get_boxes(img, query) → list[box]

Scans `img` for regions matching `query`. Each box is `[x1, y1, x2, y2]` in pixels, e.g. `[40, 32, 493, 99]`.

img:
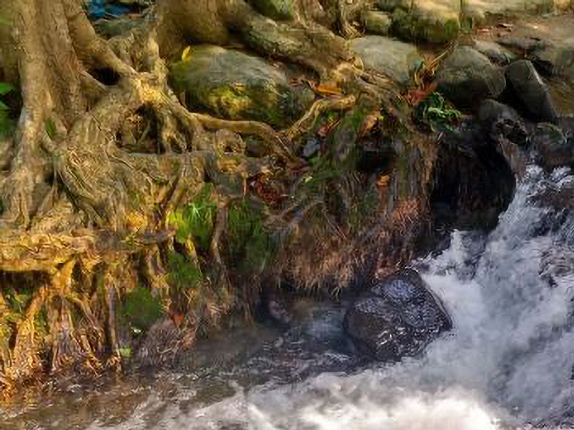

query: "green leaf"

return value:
[0, 101, 8, 110]
[0, 82, 14, 96]
[45, 118, 56, 139]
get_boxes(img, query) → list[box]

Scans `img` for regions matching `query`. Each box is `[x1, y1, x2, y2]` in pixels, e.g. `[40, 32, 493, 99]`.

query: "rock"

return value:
[361, 10, 392, 35]
[349, 36, 423, 86]
[474, 40, 518, 66]
[531, 123, 574, 170]
[531, 39, 574, 79]
[344, 269, 452, 362]
[248, 0, 296, 20]
[506, 60, 558, 123]
[478, 99, 528, 146]
[375, 0, 409, 11]
[435, 47, 506, 108]
[170, 46, 314, 128]
[391, 4, 460, 44]
[431, 119, 516, 230]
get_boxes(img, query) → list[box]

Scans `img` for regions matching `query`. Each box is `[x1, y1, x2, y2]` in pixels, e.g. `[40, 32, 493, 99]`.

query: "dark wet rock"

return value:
[361, 10, 392, 35]
[170, 46, 315, 128]
[531, 123, 574, 170]
[435, 47, 506, 108]
[506, 60, 558, 124]
[478, 99, 528, 146]
[349, 36, 423, 86]
[344, 269, 452, 362]
[431, 119, 516, 230]
[474, 40, 518, 66]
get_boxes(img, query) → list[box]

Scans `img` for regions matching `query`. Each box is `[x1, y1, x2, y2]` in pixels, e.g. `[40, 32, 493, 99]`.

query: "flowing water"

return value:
[8, 164, 574, 429]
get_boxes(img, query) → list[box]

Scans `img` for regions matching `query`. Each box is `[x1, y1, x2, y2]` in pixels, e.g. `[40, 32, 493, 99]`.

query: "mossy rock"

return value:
[170, 46, 314, 128]
[392, 7, 460, 44]
[248, 0, 297, 20]
[350, 36, 423, 86]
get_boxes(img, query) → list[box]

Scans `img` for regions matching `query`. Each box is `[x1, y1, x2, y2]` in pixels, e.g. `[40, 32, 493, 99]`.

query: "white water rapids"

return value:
[64, 165, 574, 429]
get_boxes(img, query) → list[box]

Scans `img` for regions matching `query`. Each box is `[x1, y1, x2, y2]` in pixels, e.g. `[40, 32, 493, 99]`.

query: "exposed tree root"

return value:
[0, 0, 436, 391]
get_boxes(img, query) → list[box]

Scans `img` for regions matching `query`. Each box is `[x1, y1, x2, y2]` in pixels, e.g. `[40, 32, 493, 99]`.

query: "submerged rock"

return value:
[343, 269, 452, 362]
[436, 47, 506, 108]
[170, 46, 314, 128]
[506, 60, 558, 124]
[349, 36, 423, 86]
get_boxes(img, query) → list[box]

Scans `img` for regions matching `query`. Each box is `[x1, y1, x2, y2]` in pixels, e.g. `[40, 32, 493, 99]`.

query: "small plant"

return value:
[0, 82, 15, 138]
[414, 92, 461, 132]
[168, 183, 217, 253]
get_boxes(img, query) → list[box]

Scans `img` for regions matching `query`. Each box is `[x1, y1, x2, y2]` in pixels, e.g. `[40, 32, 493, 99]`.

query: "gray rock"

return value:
[474, 40, 518, 66]
[506, 60, 558, 123]
[343, 269, 452, 362]
[436, 47, 506, 108]
[531, 39, 574, 79]
[350, 36, 423, 86]
[361, 10, 392, 35]
[531, 123, 574, 170]
[170, 46, 314, 128]
[478, 99, 528, 146]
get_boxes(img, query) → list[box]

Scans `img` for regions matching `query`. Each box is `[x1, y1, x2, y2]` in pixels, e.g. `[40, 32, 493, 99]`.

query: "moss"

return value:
[123, 287, 163, 332]
[392, 10, 460, 43]
[226, 199, 276, 273]
[167, 252, 205, 290]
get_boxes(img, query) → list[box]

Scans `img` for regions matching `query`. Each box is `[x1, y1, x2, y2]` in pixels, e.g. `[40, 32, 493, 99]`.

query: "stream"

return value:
[6, 163, 574, 429]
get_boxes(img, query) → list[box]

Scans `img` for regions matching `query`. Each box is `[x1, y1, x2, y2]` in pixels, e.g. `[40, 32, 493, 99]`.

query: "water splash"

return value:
[39, 165, 574, 429]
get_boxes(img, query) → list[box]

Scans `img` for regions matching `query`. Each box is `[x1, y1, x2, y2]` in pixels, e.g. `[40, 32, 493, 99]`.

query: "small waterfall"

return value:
[78, 165, 574, 429]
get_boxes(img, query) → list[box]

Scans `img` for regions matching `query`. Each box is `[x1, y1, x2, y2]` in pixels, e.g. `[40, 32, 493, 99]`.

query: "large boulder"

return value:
[170, 46, 315, 128]
[343, 269, 452, 362]
[350, 36, 423, 86]
[436, 47, 506, 108]
[506, 60, 558, 124]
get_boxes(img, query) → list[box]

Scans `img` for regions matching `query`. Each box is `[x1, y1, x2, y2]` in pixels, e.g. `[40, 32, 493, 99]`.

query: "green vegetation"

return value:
[0, 82, 15, 138]
[169, 184, 217, 253]
[123, 287, 164, 332]
[414, 92, 461, 132]
[226, 199, 276, 273]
